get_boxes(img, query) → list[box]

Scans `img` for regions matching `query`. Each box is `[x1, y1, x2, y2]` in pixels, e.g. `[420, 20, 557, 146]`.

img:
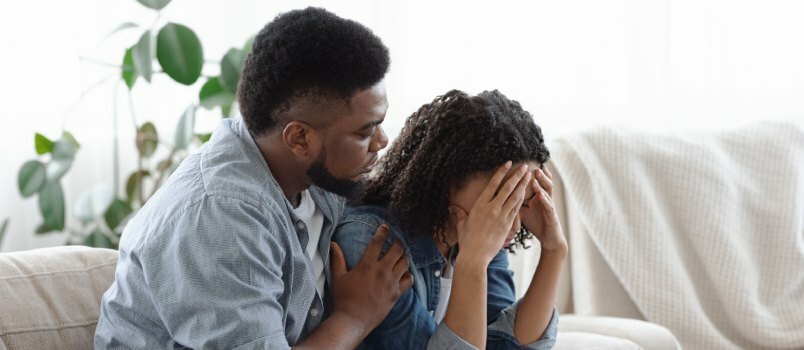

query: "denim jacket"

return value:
[333, 205, 559, 350]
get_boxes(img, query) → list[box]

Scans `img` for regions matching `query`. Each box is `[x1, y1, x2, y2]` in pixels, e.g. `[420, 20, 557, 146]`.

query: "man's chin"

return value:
[312, 176, 365, 201]
[306, 158, 367, 201]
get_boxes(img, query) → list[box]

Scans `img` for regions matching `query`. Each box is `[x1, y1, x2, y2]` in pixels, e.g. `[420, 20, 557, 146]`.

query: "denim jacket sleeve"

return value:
[333, 214, 558, 350]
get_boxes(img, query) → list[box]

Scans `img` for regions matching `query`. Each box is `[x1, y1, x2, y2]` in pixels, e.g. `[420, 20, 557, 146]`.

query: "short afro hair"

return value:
[237, 7, 390, 135]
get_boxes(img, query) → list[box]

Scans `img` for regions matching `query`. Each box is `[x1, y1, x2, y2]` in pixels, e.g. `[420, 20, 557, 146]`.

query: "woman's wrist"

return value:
[540, 241, 568, 257]
[454, 253, 490, 274]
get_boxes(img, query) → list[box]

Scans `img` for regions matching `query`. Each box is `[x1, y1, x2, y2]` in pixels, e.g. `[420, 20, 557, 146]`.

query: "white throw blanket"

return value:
[550, 122, 804, 350]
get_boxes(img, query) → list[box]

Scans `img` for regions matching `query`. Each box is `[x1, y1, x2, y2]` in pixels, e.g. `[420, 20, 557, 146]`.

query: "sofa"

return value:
[0, 244, 679, 349]
[511, 121, 804, 350]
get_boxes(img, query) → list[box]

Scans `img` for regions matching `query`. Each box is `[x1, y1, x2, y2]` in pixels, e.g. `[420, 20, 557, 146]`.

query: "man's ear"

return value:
[282, 121, 320, 158]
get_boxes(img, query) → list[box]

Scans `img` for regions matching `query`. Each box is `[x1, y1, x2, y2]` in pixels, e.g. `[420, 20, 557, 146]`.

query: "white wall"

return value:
[1, 0, 803, 252]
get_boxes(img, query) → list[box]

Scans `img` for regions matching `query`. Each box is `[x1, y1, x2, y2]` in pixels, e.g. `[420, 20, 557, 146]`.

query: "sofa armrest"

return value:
[0, 246, 118, 349]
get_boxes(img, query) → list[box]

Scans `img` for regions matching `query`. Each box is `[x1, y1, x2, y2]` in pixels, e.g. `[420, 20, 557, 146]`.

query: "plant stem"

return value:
[79, 56, 122, 69]
[61, 73, 118, 131]
[149, 149, 176, 200]
[113, 80, 122, 198]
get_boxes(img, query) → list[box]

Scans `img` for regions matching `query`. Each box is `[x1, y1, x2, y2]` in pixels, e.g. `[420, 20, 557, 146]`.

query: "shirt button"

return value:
[297, 222, 306, 230]
[310, 308, 319, 317]
[434, 270, 441, 277]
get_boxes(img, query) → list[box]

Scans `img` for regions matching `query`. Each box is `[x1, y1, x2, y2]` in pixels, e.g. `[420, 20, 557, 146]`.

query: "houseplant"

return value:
[12, 0, 253, 249]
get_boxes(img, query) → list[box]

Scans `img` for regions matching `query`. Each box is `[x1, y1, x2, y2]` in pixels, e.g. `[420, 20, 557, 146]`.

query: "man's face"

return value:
[307, 82, 389, 199]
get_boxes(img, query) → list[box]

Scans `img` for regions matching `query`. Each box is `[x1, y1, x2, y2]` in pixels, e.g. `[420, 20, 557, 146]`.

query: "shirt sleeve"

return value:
[486, 250, 560, 350]
[141, 195, 292, 349]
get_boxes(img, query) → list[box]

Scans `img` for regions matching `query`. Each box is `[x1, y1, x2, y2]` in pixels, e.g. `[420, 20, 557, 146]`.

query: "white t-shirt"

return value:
[432, 264, 454, 324]
[292, 190, 326, 297]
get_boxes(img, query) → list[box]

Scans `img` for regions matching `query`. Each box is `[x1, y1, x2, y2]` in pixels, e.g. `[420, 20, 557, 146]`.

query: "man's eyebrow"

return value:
[359, 118, 384, 130]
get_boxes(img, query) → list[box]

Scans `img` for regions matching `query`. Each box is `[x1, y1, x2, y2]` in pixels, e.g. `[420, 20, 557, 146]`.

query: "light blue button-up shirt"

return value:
[95, 118, 345, 349]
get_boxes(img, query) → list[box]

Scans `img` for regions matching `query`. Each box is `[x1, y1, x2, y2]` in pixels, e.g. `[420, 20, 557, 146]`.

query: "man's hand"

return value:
[329, 225, 414, 336]
[520, 167, 567, 252]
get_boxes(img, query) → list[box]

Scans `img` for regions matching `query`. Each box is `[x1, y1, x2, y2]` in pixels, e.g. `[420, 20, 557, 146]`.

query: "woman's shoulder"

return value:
[340, 204, 390, 227]
[333, 204, 412, 267]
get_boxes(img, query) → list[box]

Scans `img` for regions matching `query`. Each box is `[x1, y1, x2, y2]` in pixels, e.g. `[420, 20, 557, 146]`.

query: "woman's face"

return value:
[446, 161, 540, 248]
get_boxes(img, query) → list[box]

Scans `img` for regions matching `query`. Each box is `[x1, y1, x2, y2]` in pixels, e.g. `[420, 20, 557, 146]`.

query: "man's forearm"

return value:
[514, 245, 567, 345]
[292, 311, 370, 350]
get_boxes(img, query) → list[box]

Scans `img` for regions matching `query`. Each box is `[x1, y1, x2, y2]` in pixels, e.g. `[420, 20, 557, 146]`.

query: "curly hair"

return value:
[361, 90, 550, 251]
[237, 7, 390, 135]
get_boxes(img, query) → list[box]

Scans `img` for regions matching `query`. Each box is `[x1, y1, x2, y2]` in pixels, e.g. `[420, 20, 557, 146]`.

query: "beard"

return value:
[306, 151, 366, 201]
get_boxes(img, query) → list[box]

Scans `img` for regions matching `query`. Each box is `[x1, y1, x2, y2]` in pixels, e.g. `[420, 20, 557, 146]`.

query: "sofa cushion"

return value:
[0, 246, 118, 349]
[556, 332, 641, 350]
[559, 315, 681, 350]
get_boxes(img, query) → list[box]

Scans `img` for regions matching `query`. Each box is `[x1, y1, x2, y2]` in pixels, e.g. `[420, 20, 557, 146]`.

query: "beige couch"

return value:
[0, 245, 679, 349]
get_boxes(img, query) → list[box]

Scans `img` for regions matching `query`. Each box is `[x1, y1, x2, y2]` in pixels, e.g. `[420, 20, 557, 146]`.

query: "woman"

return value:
[332, 90, 566, 349]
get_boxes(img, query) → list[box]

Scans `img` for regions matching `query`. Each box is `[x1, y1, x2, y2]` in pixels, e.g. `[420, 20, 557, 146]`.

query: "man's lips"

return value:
[361, 156, 378, 174]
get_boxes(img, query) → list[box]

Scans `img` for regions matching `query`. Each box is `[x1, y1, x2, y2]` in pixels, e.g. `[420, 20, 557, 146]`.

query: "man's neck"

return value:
[253, 134, 309, 205]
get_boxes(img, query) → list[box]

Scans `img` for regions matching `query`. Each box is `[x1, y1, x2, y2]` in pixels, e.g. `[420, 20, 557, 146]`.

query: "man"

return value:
[95, 7, 413, 349]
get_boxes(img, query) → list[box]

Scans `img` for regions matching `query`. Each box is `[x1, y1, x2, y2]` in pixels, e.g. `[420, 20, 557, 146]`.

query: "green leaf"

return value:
[221, 100, 233, 118]
[243, 35, 255, 56]
[46, 158, 73, 182]
[38, 181, 65, 231]
[136, 122, 159, 157]
[18, 160, 47, 198]
[156, 159, 172, 172]
[35, 133, 53, 155]
[61, 131, 80, 151]
[104, 199, 133, 232]
[174, 106, 196, 150]
[46, 140, 77, 181]
[35, 222, 53, 234]
[51, 139, 76, 160]
[133, 31, 153, 83]
[196, 133, 212, 144]
[122, 47, 138, 89]
[104, 22, 140, 41]
[0, 218, 9, 249]
[125, 171, 150, 205]
[199, 77, 234, 110]
[73, 184, 114, 224]
[156, 23, 204, 85]
[219, 48, 244, 93]
[83, 230, 117, 249]
[136, 0, 171, 10]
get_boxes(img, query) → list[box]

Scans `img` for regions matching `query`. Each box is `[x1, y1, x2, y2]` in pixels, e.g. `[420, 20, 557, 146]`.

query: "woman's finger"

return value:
[491, 165, 528, 207]
[536, 168, 554, 196]
[538, 189, 558, 225]
[502, 171, 531, 217]
[480, 161, 512, 202]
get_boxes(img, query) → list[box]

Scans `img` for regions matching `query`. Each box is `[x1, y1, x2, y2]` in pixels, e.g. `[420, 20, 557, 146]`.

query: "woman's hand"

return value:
[520, 169, 567, 251]
[520, 167, 567, 252]
[450, 162, 531, 267]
